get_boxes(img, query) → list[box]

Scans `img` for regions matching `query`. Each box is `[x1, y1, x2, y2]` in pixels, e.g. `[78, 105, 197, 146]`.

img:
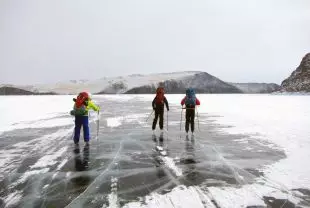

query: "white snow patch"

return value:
[106, 113, 147, 128]
[105, 177, 119, 208]
[4, 191, 23, 207]
[160, 151, 167, 156]
[161, 156, 182, 177]
[30, 146, 68, 169]
[107, 193, 119, 208]
[11, 117, 73, 130]
[43, 184, 49, 189]
[0, 128, 72, 177]
[106, 113, 146, 128]
[208, 183, 300, 208]
[57, 158, 69, 171]
[155, 146, 164, 151]
[124, 185, 216, 208]
[11, 168, 50, 186]
[66, 172, 72, 178]
[0, 95, 73, 133]
[106, 117, 123, 128]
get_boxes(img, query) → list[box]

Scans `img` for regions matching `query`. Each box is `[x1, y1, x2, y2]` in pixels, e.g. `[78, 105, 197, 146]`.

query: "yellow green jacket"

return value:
[73, 100, 100, 116]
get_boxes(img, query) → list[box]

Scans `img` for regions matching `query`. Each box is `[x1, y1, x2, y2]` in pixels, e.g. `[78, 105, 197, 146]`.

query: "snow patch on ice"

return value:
[50, 158, 70, 180]
[106, 114, 147, 128]
[0, 95, 73, 133]
[11, 117, 73, 130]
[108, 177, 120, 208]
[208, 183, 300, 208]
[124, 185, 216, 208]
[12, 168, 50, 186]
[155, 146, 163, 151]
[0, 128, 73, 178]
[107, 117, 123, 128]
[161, 156, 182, 177]
[43, 184, 49, 189]
[160, 151, 167, 156]
[107, 193, 119, 208]
[4, 191, 23, 207]
[107, 177, 119, 208]
[30, 146, 68, 169]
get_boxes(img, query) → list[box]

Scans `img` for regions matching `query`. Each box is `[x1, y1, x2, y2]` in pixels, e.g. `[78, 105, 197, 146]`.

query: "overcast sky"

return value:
[1, 0, 310, 85]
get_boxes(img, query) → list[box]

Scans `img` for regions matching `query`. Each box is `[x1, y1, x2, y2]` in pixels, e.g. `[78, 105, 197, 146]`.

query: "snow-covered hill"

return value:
[281, 53, 310, 92]
[1, 71, 280, 95]
[230, 83, 280, 93]
[34, 71, 200, 94]
[126, 72, 242, 94]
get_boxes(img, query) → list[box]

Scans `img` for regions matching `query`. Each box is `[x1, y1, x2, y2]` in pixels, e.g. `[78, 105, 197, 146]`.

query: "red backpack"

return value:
[75, 92, 89, 108]
[71, 92, 89, 116]
[155, 87, 165, 104]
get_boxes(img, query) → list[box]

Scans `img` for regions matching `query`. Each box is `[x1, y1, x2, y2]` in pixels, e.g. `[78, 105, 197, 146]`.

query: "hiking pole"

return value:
[146, 110, 154, 122]
[180, 108, 183, 131]
[71, 116, 75, 141]
[196, 107, 200, 132]
[96, 111, 100, 141]
[166, 109, 169, 132]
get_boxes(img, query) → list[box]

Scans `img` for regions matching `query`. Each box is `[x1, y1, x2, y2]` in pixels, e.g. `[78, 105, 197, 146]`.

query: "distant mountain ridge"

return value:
[281, 53, 310, 92]
[125, 72, 242, 94]
[230, 83, 280, 93]
[1, 71, 279, 95]
[0, 86, 56, 95]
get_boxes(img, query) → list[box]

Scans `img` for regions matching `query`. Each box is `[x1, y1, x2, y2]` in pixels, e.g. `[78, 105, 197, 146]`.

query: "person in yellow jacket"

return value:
[70, 92, 100, 144]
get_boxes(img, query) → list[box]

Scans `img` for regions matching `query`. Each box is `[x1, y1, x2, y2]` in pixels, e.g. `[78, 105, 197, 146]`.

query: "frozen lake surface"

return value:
[0, 94, 310, 208]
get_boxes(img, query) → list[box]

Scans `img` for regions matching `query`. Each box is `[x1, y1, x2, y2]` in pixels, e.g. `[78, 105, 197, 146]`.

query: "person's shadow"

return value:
[152, 131, 164, 143]
[71, 144, 91, 187]
[152, 132, 166, 178]
[74, 144, 90, 171]
[182, 135, 200, 184]
[184, 135, 195, 164]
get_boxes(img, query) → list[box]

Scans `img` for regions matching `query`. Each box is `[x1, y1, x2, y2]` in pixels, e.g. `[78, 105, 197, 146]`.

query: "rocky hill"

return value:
[125, 72, 242, 94]
[0, 86, 35, 95]
[0, 86, 57, 95]
[281, 53, 310, 92]
[230, 83, 280, 93]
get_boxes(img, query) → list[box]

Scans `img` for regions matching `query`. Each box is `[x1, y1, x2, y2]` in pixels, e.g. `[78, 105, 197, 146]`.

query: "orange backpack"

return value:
[155, 87, 165, 104]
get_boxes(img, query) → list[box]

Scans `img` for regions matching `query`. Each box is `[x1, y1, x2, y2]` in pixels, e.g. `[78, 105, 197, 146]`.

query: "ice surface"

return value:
[0, 94, 310, 208]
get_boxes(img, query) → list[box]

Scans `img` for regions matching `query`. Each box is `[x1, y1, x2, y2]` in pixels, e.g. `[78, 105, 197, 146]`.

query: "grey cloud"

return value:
[0, 0, 309, 84]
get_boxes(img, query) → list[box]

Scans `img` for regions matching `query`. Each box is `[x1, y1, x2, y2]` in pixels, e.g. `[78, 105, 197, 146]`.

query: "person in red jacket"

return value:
[181, 88, 200, 134]
[152, 87, 169, 131]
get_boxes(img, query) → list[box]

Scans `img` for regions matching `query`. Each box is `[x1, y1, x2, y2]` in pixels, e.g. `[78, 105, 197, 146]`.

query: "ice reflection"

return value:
[71, 144, 91, 187]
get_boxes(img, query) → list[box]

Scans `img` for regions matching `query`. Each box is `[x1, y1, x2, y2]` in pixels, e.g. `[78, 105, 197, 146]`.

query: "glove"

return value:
[70, 110, 75, 116]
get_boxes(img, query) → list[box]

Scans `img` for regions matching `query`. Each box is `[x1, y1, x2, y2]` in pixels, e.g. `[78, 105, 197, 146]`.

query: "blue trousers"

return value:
[74, 116, 90, 143]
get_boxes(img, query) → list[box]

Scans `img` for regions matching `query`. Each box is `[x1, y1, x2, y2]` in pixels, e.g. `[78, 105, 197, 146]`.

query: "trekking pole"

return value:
[166, 109, 169, 132]
[180, 108, 183, 131]
[96, 111, 100, 141]
[146, 110, 154, 122]
[71, 116, 75, 141]
[196, 107, 200, 132]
